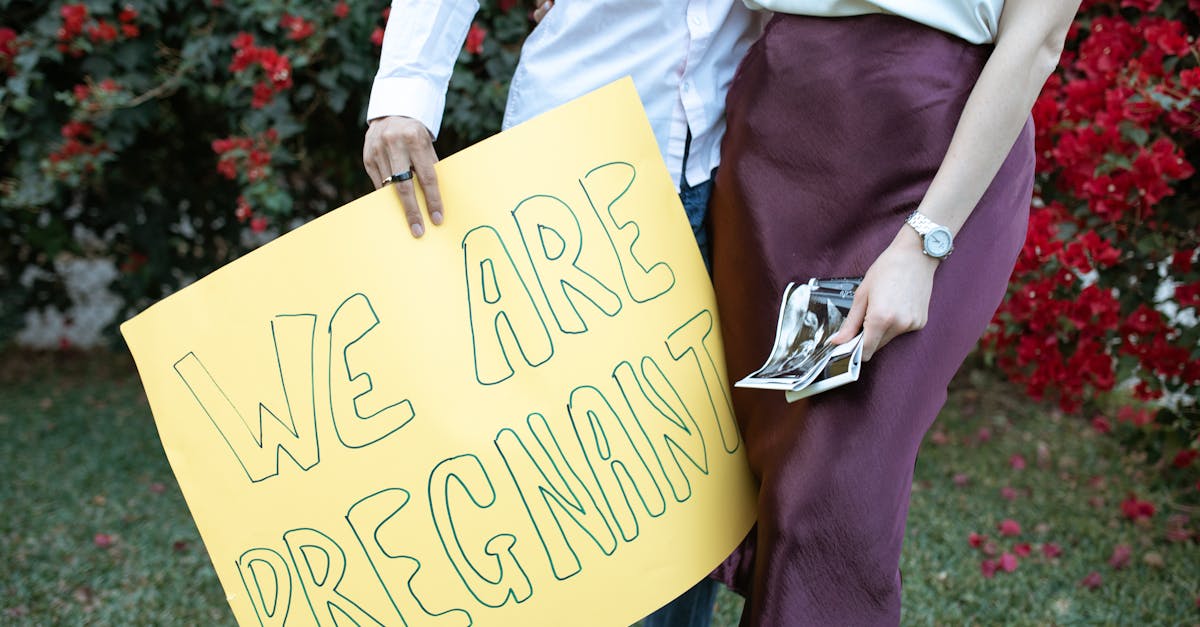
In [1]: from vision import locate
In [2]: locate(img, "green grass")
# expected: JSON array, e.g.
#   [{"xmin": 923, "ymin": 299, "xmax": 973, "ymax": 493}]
[
  {"xmin": 1, "ymin": 354, "xmax": 1196, "ymax": 625},
  {"xmin": 899, "ymin": 369, "xmax": 1199, "ymax": 626}
]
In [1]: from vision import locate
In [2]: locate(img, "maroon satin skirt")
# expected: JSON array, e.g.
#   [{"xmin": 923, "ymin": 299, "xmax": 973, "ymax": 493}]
[{"xmin": 709, "ymin": 13, "xmax": 1034, "ymax": 626}]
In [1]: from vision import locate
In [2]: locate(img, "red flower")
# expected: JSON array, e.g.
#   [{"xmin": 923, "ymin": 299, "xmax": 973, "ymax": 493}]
[
  {"xmin": 1172, "ymin": 249, "xmax": 1196, "ymax": 274},
  {"xmin": 0, "ymin": 27, "xmax": 19, "ymax": 75},
  {"xmin": 1077, "ymin": 17, "xmax": 1141, "ymax": 79},
  {"xmin": 235, "ymin": 196, "xmax": 252, "ymax": 222},
  {"xmin": 998, "ymin": 552, "xmax": 1019, "ymax": 573},
  {"xmin": 1080, "ymin": 571, "xmax": 1103, "ymax": 590},
  {"xmin": 119, "ymin": 6, "xmax": 139, "ymax": 23},
  {"xmin": 61, "ymin": 121, "xmax": 92, "ymax": 139},
  {"xmin": 59, "ymin": 4, "xmax": 88, "ymax": 40},
  {"xmin": 998, "ymin": 519, "xmax": 1021, "ymax": 537},
  {"xmin": 232, "ymin": 32, "xmax": 255, "ymax": 50},
  {"xmin": 370, "ymin": 27, "xmax": 384, "ymax": 47},
  {"xmin": 465, "ymin": 23, "xmax": 486, "ymax": 55},
  {"xmin": 334, "ymin": 2, "xmax": 350, "ymax": 19},
  {"xmin": 1009, "ymin": 454, "xmax": 1027, "ymax": 471},
  {"xmin": 93, "ymin": 533, "xmax": 115, "ymax": 548},
  {"xmin": 1091, "ymin": 416, "xmax": 1112, "ymax": 434},
  {"xmin": 1121, "ymin": 304, "xmax": 1166, "ymax": 337},
  {"xmin": 250, "ymin": 216, "xmax": 268, "ymax": 233},
  {"xmin": 251, "ymin": 82, "xmax": 273, "ymax": 108},
  {"xmin": 1119, "ymin": 494, "xmax": 1156, "ymax": 521},
  {"xmin": 1041, "ymin": 542, "xmax": 1062, "ymax": 559},
  {"xmin": 1121, "ymin": 0, "xmax": 1162, "ymax": 11},
  {"xmin": 280, "ymin": 14, "xmax": 315, "ymax": 41},
  {"xmin": 1173, "ymin": 449, "xmax": 1198, "ymax": 469},
  {"xmin": 216, "ymin": 158, "xmax": 237, "ymax": 179},
  {"xmin": 1107, "ymin": 544, "xmax": 1132, "ymax": 570},
  {"xmin": 1013, "ymin": 543, "xmax": 1032, "ymax": 558},
  {"xmin": 980, "ymin": 559, "xmax": 998, "ymax": 579},
  {"xmin": 86, "ymin": 20, "xmax": 118, "ymax": 44},
  {"xmin": 1175, "ymin": 282, "xmax": 1200, "ymax": 308},
  {"xmin": 1140, "ymin": 16, "xmax": 1190, "ymax": 56},
  {"xmin": 968, "ymin": 532, "xmax": 986, "ymax": 548}
]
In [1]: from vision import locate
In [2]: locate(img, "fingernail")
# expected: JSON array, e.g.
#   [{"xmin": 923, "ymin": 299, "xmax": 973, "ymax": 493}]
[
  {"xmin": 431, "ymin": 211, "xmax": 443, "ymax": 225},
  {"xmin": 411, "ymin": 223, "xmax": 424, "ymax": 237}
]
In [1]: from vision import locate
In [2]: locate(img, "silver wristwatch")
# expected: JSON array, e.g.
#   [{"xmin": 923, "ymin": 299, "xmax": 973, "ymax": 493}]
[{"xmin": 905, "ymin": 210, "xmax": 954, "ymax": 259}]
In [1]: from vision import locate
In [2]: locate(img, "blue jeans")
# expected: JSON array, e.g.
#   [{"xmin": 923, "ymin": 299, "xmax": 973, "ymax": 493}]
[
  {"xmin": 679, "ymin": 170, "xmax": 714, "ymax": 270},
  {"xmin": 641, "ymin": 578, "xmax": 721, "ymax": 627},
  {"xmin": 639, "ymin": 170, "xmax": 720, "ymax": 627}
]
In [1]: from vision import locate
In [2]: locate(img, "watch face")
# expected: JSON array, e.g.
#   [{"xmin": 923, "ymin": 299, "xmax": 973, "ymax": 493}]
[{"xmin": 924, "ymin": 228, "xmax": 953, "ymax": 258}]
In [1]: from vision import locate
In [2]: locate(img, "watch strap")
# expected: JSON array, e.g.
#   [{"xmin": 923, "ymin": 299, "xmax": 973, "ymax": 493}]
[{"xmin": 905, "ymin": 210, "xmax": 940, "ymax": 236}]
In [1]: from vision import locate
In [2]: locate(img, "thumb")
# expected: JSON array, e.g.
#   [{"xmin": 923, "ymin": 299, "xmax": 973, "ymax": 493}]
[{"xmin": 830, "ymin": 292, "xmax": 867, "ymax": 345}]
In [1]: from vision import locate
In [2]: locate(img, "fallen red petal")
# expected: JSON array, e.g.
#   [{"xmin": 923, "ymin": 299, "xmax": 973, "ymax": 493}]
[
  {"xmin": 998, "ymin": 518, "xmax": 1022, "ymax": 537},
  {"xmin": 1108, "ymin": 544, "xmax": 1132, "ymax": 570},
  {"xmin": 1080, "ymin": 571, "xmax": 1103, "ymax": 590}
]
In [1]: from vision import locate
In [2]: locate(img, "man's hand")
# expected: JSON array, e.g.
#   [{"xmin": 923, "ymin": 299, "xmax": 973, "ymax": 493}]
[
  {"xmin": 533, "ymin": 0, "xmax": 553, "ymax": 23},
  {"xmin": 363, "ymin": 115, "xmax": 444, "ymax": 238}
]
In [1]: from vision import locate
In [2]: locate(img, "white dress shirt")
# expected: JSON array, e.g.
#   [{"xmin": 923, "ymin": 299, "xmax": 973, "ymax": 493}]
[
  {"xmin": 744, "ymin": 0, "xmax": 1004, "ymax": 44},
  {"xmin": 369, "ymin": 0, "xmax": 763, "ymax": 188}
]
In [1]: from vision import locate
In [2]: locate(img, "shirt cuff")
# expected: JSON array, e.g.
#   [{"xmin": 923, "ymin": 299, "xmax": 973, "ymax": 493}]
[{"xmin": 365, "ymin": 76, "xmax": 447, "ymax": 140}]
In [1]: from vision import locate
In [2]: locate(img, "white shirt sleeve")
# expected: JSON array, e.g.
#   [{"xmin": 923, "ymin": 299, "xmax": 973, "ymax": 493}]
[{"xmin": 366, "ymin": 0, "xmax": 480, "ymax": 137}]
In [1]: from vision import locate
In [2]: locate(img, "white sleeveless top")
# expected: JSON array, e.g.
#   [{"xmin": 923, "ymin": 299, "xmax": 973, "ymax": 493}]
[{"xmin": 744, "ymin": 0, "xmax": 1004, "ymax": 44}]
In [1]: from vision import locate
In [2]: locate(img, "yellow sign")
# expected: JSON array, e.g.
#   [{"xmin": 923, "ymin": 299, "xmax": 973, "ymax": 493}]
[{"xmin": 122, "ymin": 78, "xmax": 756, "ymax": 626}]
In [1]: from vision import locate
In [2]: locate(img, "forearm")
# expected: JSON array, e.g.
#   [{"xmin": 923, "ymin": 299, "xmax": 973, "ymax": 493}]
[
  {"xmin": 914, "ymin": 1, "xmax": 1079, "ymax": 233},
  {"xmin": 366, "ymin": 0, "xmax": 479, "ymax": 134}
]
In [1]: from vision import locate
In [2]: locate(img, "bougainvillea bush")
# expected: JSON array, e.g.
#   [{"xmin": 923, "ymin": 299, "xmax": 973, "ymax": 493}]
[
  {"xmin": 982, "ymin": 0, "xmax": 1199, "ymax": 502},
  {"xmin": 3, "ymin": 3, "xmax": 1197, "ymax": 494},
  {"xmin": 0, "ymin": 0, "xmax": 530, "ymax": 346}
]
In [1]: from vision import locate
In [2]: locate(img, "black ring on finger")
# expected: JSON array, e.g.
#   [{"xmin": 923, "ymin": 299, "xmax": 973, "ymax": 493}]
[{"xmin": 385, "ymin": 170, "xmax": 414, "ymax": 185}]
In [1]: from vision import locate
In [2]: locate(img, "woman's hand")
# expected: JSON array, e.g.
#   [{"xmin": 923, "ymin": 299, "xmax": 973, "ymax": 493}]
[{"xmin": 828, "ymin": 228, "xmax": 940, "ymax": 361}]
